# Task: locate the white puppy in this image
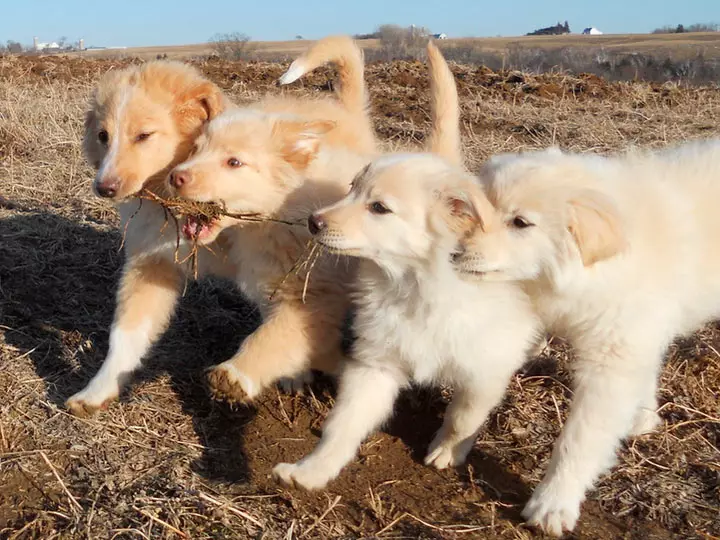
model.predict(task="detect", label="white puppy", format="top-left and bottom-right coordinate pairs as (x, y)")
top-left (271, 153), bottom-right (542, 491)
top-left (452, 140), bottom-right (720, 535)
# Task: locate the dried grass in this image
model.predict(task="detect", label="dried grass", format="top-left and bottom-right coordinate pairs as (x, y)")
top-left (0, 55), bottom-right (718, 539)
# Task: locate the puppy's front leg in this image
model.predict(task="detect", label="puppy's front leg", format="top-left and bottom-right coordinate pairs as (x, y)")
top-left (522, 357), bottom-right (653, 536)
top-left (425, 376), bottom-right (511, 470)
top-left (66, 257), bottom-right (183, 417)
top-left (273, 361), bottom-right (404, 490)
top-left (207, 300), bottom-right (340, 403)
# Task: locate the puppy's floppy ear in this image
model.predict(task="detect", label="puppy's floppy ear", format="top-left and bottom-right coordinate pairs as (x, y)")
top-left (273, 119), bottom-right (336, 169)
top-left (436, 183), bottom-right (490, 235)
top-left (175, 81), bottom-right (226, 131)
top-left (567, 190), bottom-right (626, 266)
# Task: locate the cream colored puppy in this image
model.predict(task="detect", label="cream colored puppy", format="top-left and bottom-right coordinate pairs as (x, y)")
top-left (271, 46), bottom-right (542, 491)
top-left (452, 140), bottom-right (720, 535)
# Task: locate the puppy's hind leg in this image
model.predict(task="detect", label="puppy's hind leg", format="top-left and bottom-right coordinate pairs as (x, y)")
top-left (522, 349), bottom-right (661, 537)
top-left (273, 360), bottom-right (404, 490)
top-left (66, 257), bottom-right (183, 417)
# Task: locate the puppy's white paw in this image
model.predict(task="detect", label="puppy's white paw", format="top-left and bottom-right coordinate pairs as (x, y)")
top-left (424, 438), bottom-right (472, 470)
top-left (272, 461), bottom-right (333, 491)
top-left (630, 407), bottom-right (661, 437)
top-left (278, 371), bottom-right (314, 395)
top-left (65, 380), bottom-right (119, 418)
top-left (66, 390), bottom-right (116, 418)
top-left (522, 485), bottom-right (581, 537)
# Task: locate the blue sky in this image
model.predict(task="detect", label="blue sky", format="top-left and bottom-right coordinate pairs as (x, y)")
top-left (1, 0), bottom-right (716, 48)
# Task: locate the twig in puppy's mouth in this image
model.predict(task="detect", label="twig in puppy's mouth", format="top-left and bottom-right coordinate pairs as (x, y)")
top-left (122, 189), bottom-right (305, 288)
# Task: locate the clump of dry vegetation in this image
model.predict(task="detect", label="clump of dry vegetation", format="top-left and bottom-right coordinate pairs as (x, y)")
top-left (0, 53), bottom-right (719, 539)
top-left (368, 24), bottom-right (432, 62)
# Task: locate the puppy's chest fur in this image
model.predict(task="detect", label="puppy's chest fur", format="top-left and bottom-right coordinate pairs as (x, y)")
top-left (352, 262), bottom-right (538, 386)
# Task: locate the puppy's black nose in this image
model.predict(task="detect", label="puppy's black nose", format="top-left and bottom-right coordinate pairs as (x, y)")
top-left (95, 180), bottom-right (118, 198)
top-left (308, 214), bottom-right (327, 235)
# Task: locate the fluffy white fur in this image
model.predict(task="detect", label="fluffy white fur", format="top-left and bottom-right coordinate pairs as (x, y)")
top-left (272, 154), bottom-right (542, 491)
top-left (453, 139), bottom-right (720, 535)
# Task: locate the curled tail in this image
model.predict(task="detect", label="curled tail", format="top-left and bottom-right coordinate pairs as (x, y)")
top-left (279, 35), bottom-right (367, 117)
top-left (426, 41), bottom-right (463, 167)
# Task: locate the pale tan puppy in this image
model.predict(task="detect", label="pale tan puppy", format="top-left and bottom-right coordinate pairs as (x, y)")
top-left (166, 42), bottom-right (455, 403)
top-left (452, 141), bottom-right (720, 535)
top-left (169, 112), bottom-right (370, 400)
top-left (67, 36), bottom-right (373, 416)
top-left (271, 44), bottom-right (542, 492)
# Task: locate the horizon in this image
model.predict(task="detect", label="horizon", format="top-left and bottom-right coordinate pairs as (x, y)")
top-left (1, 0), bottom-right (717, 49)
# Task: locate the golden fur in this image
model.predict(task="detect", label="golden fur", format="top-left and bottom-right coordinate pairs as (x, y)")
top-left (165, 41), bottom-right (456, 402)
top-left (67, 36), bottom-right (373, 416)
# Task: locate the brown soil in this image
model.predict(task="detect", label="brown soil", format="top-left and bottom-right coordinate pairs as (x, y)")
top-left (0, 53), bottom-right (718, 539)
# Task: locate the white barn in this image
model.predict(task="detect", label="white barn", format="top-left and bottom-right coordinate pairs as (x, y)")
top-left (582, 27), bottom-right (603, 35)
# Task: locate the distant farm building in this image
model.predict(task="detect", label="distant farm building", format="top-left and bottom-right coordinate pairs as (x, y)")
top-left (33, 37), bottom-right (60, 51)
top-left (432, 33), bottom-right (448, 40)
top-left (583, 27), bottom-right (604, 35)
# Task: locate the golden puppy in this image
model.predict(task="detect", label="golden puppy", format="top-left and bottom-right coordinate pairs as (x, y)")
top-left (166, 42), bottom-right (456, 403)
top-left (67, 36), bottom-right (373, 417)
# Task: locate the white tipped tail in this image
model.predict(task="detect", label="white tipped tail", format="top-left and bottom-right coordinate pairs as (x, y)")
top-left (278, 35), bottom-right (367, 117)
top-left (426, 41), bottom-right (463, 167)
top-left (278, 62), bottom-right (307, 86)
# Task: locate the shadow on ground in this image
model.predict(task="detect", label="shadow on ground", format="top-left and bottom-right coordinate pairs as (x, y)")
top-left (0, 208), bottom-right (260, 483)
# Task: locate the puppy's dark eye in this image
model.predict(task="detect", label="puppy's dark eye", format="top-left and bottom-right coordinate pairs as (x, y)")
top-left (369, 201), bottom-right (392, 215)
top-left (98, 130), bottom-right (109, 145)
top-left (227, 157), bottom-right (242, 168)
top-left (135, 132), bottom-right (153, 143)
top-left (511, 216), bottom-right (533, 229)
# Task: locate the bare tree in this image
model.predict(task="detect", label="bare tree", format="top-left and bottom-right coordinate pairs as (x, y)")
top-left (686, 23), bottom-right (720, 32)
top-left (653, 22), bottom-right (717, 34)
top-left (6, 40), bottom-right (23, 54)
top-left (371, 24), bottom-right (431, 61)
top-left (209, 32), bottom-right (256, 60)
